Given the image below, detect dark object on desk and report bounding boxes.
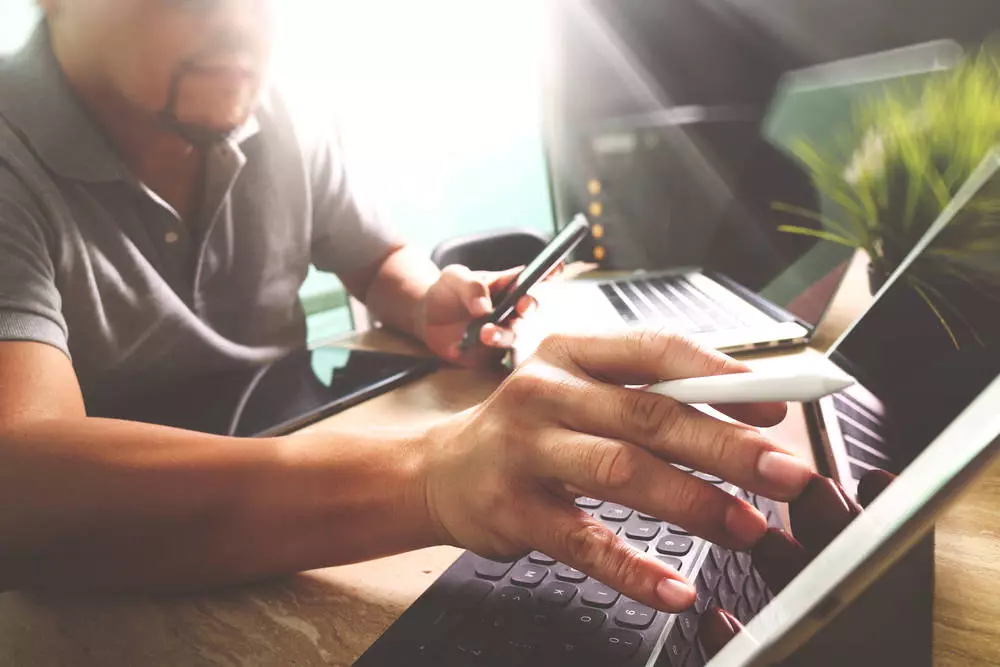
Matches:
[352,483,784,667]
[104,347,438,438]
[431,227,551,272]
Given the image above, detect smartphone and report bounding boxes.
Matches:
[460,213,591,351]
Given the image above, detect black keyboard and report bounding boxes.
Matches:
[354,477,783,667]
[599,275,763,335]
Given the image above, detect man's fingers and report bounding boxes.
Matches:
[479,324,515,349]
[788,476,860,555]
[698,607,745,660]
[530,500,697,613]
[551,382,813,502]
[515,295,537,317]
[533,432,768,550]
[545,329,749,386]
[542,329,787,427]
[749,527,809,594]
[441,265,492,316]
[857,469,896,508]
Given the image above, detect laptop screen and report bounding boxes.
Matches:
[727,154,1000,661]
[544,1,983,328]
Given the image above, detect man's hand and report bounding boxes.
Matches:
[698,470,897,659]
[418,264,538,365]
[417,330,809,613]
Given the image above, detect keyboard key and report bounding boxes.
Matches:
[637,512,661,521]
[448,632,493,663]
[683,644,704,667]
[626,523,661,540]
[544,638,589,666]
[539,581,578,607]
[626,539,650,553]
[494,585,532,608]
[599,284,640,324]
[656,536,693,556]
[601,505,633,521]
[677,608,699,641]
[582,581,621,608]
[599,628,643,660]
[737,598,753,625]
[496,632,541,665]
[473,557,514,581]
[718,577,740,612]
[528,551,556,565]
[615,600,657,629]
[509,563,548,588]
[662,631,691,666]
[658,555,683,570]
[700,561,722,593]
[456,579,495,608]
[554,565,588,583]
[603,523,623,535]
[565,607,607,633]
[668,524,691,536]
[726,554,747,591]
[576,496,604,509]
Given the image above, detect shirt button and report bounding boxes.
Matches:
[164,231,180,244]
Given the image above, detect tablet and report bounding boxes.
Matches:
[710,148,1000,666]
[228,347,439,437]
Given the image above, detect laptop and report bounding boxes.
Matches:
[353,149,1000,667]
[517,29,962,357]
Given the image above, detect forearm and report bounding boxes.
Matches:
[0,417,437,593]
[362,246,440,340]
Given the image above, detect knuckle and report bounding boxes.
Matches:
[704,423,740,462]
[669,475,710,520]
[622,391,678,442]
[538,332,572,355]
[503,366,549,401]
[588,441,640,490]
[606,544,647,592]
[558,520,616,567]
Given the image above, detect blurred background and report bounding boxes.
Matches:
[1,0,997,343]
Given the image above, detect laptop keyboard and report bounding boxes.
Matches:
[599,275,765,335]
[354,474,782,667]
[832,394,892,482]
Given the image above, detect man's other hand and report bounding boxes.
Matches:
[419,264,538,365]
[418,330,805,613]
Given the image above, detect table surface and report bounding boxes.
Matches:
[1,254,999,667]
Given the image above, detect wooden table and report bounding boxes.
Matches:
[1,254,998,667]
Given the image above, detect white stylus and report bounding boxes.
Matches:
[645,367,855,404]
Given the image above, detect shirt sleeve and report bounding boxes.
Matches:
[0,167,69,356]
[307,125,402,277]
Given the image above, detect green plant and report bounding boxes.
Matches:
[775,45,1000,346]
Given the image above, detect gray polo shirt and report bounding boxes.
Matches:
[0,24,399,415]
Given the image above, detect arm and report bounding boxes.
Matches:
[0,341,437,593]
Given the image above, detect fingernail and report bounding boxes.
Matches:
[725,503,768,548]
[474,297,492,316]
[655,578,696,611]
[757,451,814,498]
[491,330,504,345]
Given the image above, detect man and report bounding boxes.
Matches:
[0,0,813,614]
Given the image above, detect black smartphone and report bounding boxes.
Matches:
[460,214,591,350]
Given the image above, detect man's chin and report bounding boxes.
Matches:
[157,112,246,147]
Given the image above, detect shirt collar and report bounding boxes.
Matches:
[0,22,260,184]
